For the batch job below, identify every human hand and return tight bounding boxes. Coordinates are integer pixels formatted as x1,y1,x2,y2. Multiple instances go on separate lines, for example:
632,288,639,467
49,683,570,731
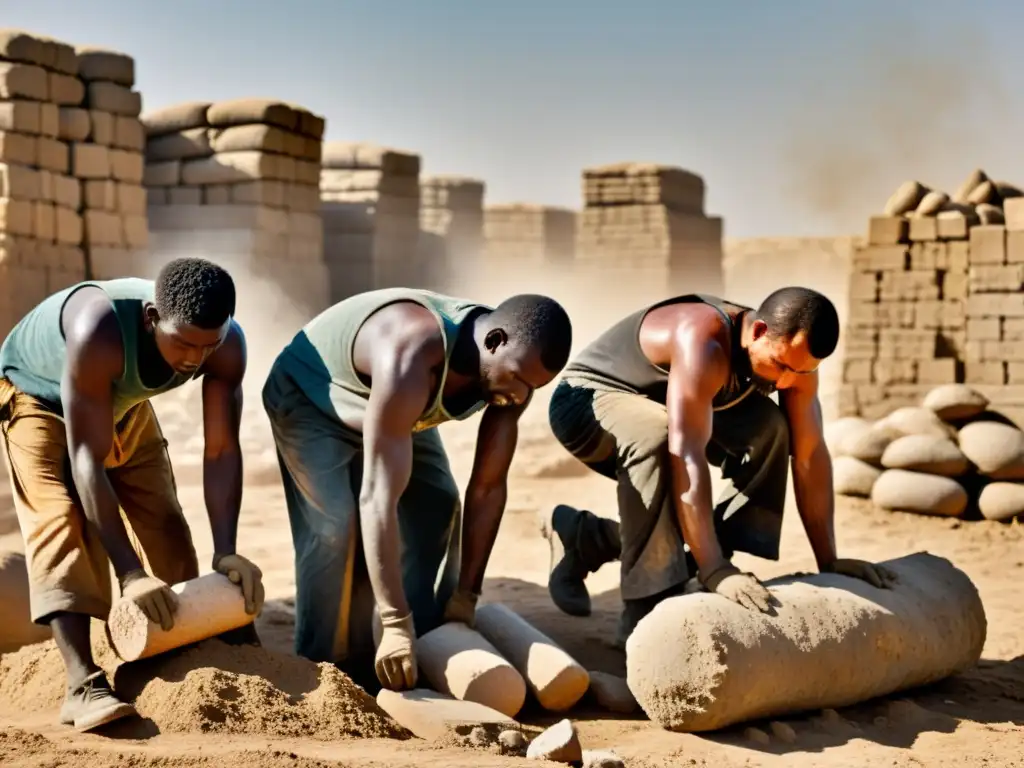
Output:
442,589,479,628
119,570,178,631
701,564,779,613
823,558,898,589
213,553,266,615
375,610,418,691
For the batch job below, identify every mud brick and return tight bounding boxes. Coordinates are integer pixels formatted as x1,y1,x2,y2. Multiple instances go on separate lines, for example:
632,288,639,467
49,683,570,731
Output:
1004,197,1024,231
876,301,915,328
83,179,116,210
969,224,1006,265
867,215,908,245
982,340,1024,362
969,264,1024,293
1003,318,1024,340
49,73,84,106
937,209,977,240
848,270,879,301
852,244,908,271
121,215,148,249
847,301,880,329
908,216,938,241
843,359,873,384
908,269,940,300
36,137,68,174
917,358,959,385
872,359,916,386
941,270,968,300
967,317,1001,341
0,100,41,134
52,174,79,210
1007,363,1024,384
1006,230,1024,265
39,103,58,139
116,183,146,216
0,197,34,236
109,149,143,183
914,299,964,330
843,327,877,358
0,163,41,201
946,241,969,271
55,207,82,245
0,130,37,166
877,329,938,359
878,270,907,301
910,242,945,270
33,201,54,241
966,293,1024,318
965,361,1006,386
89,110,113,146
70,143,110,180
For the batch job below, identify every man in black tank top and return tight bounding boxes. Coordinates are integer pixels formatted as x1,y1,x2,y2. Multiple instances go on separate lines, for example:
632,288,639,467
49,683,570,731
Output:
542,287,896,647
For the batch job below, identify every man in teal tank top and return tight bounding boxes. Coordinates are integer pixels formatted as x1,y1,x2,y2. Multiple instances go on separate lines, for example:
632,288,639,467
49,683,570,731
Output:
0,258,265,732
262,288,573,691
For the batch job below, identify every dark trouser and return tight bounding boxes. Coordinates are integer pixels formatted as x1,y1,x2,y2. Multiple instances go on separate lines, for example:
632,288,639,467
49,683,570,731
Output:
261,361,461,667
547,375,790,630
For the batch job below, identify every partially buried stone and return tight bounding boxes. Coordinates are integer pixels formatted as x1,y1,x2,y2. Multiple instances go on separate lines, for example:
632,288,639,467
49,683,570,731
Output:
583,749,626,768
526,718,583,762
498,728,528,756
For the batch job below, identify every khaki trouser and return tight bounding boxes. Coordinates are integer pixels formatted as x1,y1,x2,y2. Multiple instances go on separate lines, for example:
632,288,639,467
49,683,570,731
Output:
0,377,198,624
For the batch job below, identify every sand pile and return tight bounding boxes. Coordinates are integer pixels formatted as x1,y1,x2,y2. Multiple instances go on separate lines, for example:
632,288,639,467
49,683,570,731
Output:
0,636,407,741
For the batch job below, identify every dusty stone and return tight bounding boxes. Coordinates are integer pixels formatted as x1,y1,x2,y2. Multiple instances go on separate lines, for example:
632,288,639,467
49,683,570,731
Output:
498,728,528,756
525,718,582,762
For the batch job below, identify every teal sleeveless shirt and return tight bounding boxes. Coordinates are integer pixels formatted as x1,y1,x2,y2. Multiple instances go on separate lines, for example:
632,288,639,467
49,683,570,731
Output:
0,278,197,423
277,288,492,432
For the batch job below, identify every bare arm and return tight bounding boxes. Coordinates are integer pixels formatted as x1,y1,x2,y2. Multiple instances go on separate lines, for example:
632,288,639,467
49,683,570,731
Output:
665,332,731,580
60,307,143,579
200,324,247,556
458,395,530,595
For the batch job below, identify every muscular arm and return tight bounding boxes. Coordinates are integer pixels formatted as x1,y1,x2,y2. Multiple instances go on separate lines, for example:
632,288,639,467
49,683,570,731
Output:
780,373,837,569
200,323,247,555
665,331,731,580
60,305,143,578
458,395,531,595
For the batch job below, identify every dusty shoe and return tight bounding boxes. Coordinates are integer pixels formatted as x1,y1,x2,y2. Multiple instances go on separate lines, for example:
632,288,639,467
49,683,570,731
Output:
540,504,592,617
59,671,137,732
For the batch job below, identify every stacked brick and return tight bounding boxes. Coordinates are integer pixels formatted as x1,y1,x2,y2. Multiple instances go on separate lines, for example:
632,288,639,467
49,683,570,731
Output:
483,204,576,264
141,98,328,310
0,31,145,338
576,162,724,293
320,141,421,299
840,168,1024,423
419,175,485,285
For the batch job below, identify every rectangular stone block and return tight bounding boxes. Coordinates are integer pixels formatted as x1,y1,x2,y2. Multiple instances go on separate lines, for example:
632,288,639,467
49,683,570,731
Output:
969,264,1024,293
0,62,49,101
917,358,958,385
89,110,113,145
168,186,202,205
937,209,977,240
1007,230,1024,264
0,197,34,236
947,241,969,272
867,215,907,245
848,270,879,301
147,203,289,235
52,173,80,210
143,160,180,187
851,244,907,271
203,184,230,205
86,82,141,116
843,327,877,358
55,207,82,245
872,360,916,386
914,299,964,330
964,361,1006,386
84,209,123,247
49,73,84,106
967,317,1001,341
910,242,945,270
942,270,968,300
1004,197,1024,231
36,137,68,174
83,179,117,210
876,300,914,329
908,216,938,242
843,359,873,384
39,102,58,138
113,116,145,152
937,330,967,359
231,180,285,208
981,340,1024,362
966,293,1024,318
0,130,37,166
968,224,1006,265
116,183,146,215
877,329,938,360
0,163,40,201
147,187,168,206
0,100,41,134
1002,318,1024,340
846,301,879,329
109,149,143,183
121,215,148,249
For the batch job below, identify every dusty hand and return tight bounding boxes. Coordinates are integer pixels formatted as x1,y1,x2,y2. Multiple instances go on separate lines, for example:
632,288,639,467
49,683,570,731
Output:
824,558,898,589
442,589,479,628
701,564,778,613
120,570,178,631
374,610,418,691
213,553,266,616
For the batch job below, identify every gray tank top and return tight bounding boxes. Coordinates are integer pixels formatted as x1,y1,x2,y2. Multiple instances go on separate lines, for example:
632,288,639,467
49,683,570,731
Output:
564,294,759,411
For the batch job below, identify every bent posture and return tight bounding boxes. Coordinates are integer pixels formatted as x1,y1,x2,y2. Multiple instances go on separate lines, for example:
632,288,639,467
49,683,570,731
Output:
543,288,895,646
0,258,264,731
263,288,572,691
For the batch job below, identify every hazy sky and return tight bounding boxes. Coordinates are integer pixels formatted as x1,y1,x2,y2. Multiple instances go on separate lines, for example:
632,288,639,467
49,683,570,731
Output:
6,0,1023,238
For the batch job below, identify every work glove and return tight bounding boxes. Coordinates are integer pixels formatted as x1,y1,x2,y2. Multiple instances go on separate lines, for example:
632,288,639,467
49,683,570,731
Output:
119,570,178,631
700,563,779,614
823,558,898,589
213,553,266,616
374,609,418,691
442,589,479,628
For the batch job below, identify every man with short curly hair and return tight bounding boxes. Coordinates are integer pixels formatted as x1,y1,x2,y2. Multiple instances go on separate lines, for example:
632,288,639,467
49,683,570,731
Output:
0,258,264,732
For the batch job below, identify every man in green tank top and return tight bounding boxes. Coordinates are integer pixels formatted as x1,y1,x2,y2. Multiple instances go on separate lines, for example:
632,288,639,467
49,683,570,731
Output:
0,258,265,732
543,287,896,648
262,288,573,691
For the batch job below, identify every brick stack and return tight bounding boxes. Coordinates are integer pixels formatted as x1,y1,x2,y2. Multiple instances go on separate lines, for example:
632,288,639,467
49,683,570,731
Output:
419,175,485,285
483,204,576,264
141,98,328,311
320,141,421,300
840,169,1024,423
576,162,724,293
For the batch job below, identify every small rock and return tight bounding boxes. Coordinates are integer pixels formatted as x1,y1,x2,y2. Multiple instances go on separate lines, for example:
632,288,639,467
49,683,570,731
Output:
467,726,490,748
526,719,583,762
588,671,639,714
498,729,527,756
769,721,796,743
744,726,770,745
583,749,625,768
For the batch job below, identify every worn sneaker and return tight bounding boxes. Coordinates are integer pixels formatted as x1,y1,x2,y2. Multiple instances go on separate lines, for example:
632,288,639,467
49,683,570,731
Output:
540,504,592,617
59,671,137,732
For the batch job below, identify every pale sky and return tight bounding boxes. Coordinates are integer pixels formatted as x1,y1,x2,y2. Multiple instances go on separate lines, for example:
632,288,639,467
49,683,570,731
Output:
5,0,1022,238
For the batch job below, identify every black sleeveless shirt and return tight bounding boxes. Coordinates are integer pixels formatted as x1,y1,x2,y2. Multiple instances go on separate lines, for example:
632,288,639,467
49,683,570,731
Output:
564,294,760,411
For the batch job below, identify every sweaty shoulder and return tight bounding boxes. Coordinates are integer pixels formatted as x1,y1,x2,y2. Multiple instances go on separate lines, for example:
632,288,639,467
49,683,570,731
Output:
354,300,445,377
61,287,124,379
668,303,731,384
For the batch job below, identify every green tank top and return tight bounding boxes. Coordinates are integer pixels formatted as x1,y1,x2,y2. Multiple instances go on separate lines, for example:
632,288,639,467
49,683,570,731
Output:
277,287,492,432
0,277,197,423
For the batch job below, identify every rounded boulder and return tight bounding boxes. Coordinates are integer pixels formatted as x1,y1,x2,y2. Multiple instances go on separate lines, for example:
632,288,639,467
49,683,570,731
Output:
977,482,1024,522
880,434,970,477
957,421,1024,480
870,469,968,517
845,422,903,466
879,407,956,440
833,456,882,497
824,417,872,458
922,384,989,423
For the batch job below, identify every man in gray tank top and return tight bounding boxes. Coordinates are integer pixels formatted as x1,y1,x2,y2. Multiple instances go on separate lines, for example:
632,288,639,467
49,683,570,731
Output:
543,287,895,647
0,258,264,732
261,289,573,692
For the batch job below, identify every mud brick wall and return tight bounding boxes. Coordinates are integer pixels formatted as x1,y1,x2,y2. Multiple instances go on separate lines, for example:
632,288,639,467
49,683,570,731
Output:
419,175,485,287
841,169,1024,424
140,99,328,314
320,142,421,300
576,162,725,295
1,31,145,339
483,204,576,264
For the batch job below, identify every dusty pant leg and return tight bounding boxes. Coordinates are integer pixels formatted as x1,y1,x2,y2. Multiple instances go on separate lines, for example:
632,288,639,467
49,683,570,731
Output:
263,371,362,665
395,427,463,637
707,393,790,562
0,385,113,623
107,402,199,587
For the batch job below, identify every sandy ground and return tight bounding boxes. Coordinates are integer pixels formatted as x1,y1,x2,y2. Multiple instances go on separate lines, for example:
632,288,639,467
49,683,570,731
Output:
2,259,1023,766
